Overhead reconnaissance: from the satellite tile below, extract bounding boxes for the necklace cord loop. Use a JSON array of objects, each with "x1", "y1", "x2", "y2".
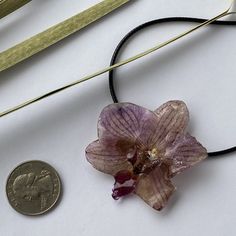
[{"x1": 108, "y1": 16, "x2": 236, "y2": 157}]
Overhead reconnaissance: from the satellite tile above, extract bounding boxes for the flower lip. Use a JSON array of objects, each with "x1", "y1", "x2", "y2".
[{"x1": 112, "y1": 170, "x2": 137, "y2": 200}]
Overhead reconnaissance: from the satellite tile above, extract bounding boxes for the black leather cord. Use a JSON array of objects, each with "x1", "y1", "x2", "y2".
[{"x1": 108, "y1": 17, "x2": 236, "y2": 157}]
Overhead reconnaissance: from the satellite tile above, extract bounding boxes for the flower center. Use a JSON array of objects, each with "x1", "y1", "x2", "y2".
[
  {"x1": 131, "y1": 148, "x2": 161, "y2": 175},
  {"x1": 147, "y1": 148, "x2": 159, "y2": 161}
]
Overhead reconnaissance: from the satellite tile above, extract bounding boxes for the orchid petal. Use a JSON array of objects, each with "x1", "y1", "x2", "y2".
[
  {"x1": 153, "y1": 101, "x2": 189, "y2": 150},
  {"x1": 85, "y1": 140, "x2": 132, "y2": 175},
  {"x1": 98, "y1": 103, "x2": 160, "y2": 149},
  {"x1": 165, "y1": 133, "x2": 208, "y2": 177},
  {"x1": 135, "y1": 165, "x2": 175, "y2": 211}
]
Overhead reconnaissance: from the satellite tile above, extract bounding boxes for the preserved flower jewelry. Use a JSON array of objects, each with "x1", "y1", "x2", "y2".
[{"x1": 86, "y1": 101, "x2": 207, "y2": 211}]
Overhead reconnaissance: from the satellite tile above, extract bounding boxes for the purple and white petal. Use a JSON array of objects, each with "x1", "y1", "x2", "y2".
[
  {"x1": 153, "y1": 101, "x2": 189, "y2": 150},
  {"x1": 164, "y1": 133, "x2": 208, "y2": 177},
  {"x1": 85, "y1": 140, "x2": 132, "y2": 175},
  {"x1": 112, "y1": 170, "x2": 137, "y2": 200},
  {"x1": 98, "y1": 103, "x2": 160, "y2": 149},
  {"x1": 135, "y1": 165, "x2": 175, "y2": 211}
]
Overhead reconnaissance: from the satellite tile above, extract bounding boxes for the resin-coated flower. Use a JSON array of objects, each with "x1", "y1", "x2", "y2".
[{"x1": 86, "y1": 101, "x2": 207, "y2": 211}]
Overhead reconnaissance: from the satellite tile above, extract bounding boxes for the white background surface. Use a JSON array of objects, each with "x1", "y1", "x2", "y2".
[{"x1": 0, "y1": 0, "x2": 236, "y2": 235}]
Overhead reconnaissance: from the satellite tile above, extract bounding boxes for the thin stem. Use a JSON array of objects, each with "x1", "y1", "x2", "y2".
[{"x1": 0, "y1": 9, "x2": 234, "y2": 118}]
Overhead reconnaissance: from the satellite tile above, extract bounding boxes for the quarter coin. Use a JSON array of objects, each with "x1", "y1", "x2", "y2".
[{"x1": 6, "y1": 160, "x2": 61, "y2": 216}]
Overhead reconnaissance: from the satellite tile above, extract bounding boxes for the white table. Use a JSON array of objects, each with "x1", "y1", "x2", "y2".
[{"x1": 0, "y1": 0, "x2": 235, "y2": 235}]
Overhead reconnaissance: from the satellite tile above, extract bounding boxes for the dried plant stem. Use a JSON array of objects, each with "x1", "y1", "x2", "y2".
[{"x1": 0, "y1": 6, "x2": 235, "y2": 118}]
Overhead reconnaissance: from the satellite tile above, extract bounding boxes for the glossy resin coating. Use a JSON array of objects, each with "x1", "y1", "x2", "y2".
[{"x1": 86, "y1": 101, "x2": 207, "y2": 211}]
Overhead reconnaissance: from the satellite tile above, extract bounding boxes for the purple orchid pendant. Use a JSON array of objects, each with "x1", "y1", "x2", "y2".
[{"x1": 85, "y1": 101, "x2": 207, "y2": 211}]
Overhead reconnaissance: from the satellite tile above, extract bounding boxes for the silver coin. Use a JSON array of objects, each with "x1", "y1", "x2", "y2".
[{"x1": 6, "y1": 160, "x2": 61, "y2": 216}]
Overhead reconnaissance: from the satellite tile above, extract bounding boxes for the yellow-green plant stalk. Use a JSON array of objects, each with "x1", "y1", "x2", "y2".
[
  {"x1": 0, "y1": 0, "x2": 131, "y2": 72},
  {"x1": 0, "y1": 0, "x2": 32, "y2": 19}
]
